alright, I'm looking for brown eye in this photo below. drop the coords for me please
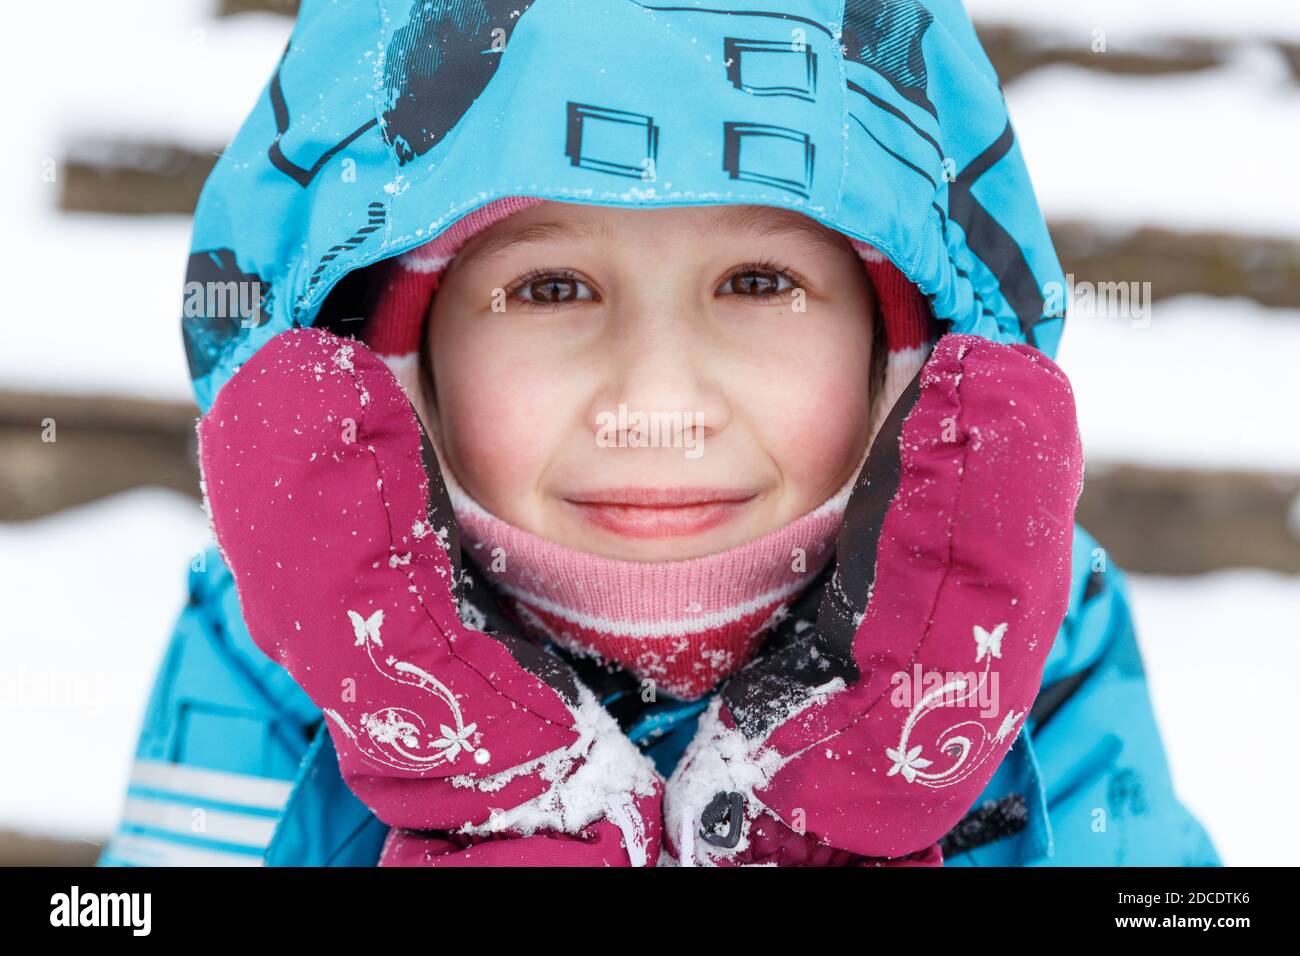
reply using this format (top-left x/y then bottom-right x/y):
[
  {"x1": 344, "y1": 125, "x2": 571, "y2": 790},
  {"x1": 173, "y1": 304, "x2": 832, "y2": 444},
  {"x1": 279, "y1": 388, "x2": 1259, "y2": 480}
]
[
  {"x1": 511, "y1": 270, "x2": 596, "y2": 308},
  {"x1": 718, "y1": 264, "x2": 797, "y2": 300},
  {"x1": 526, "y1": 276, "x2": 577, "y2": 303}
]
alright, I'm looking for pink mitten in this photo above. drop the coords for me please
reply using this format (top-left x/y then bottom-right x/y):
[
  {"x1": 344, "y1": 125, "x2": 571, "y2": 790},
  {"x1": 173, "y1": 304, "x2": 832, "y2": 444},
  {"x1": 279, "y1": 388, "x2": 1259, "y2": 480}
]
[
  {"x1": 663, "y1": 333, "x2": 1084, "y2": 866},
  {"x1": 197, "y1": 328, "x2": 662, "y2": 866}
]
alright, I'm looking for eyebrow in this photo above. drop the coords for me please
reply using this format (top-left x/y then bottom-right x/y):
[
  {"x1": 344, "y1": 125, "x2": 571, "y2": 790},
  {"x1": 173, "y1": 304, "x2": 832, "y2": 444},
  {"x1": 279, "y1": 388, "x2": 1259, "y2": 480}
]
[
  {"x1": 459, "y1": 217, "x2": 615, "y2": 263},
  {"x1": 461, "y1": 204, "x2": 849, "y2": 263},
  {"x1": 696, "y1": 205, "x2": 851, "y2": 256}
]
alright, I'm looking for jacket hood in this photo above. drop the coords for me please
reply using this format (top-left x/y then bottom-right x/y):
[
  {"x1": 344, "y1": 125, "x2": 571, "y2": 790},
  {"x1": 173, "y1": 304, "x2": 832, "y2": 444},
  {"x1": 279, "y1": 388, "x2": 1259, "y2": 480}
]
[{"x1": 182, "y1": 0, "x2": 1065, "y2": 413}]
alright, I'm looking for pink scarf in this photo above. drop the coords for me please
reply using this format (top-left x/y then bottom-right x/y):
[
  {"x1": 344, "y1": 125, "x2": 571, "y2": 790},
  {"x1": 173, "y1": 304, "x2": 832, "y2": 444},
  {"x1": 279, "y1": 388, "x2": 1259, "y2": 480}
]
[{"x1": 441, "y1": 461, "x2": 860, "y2": 701}]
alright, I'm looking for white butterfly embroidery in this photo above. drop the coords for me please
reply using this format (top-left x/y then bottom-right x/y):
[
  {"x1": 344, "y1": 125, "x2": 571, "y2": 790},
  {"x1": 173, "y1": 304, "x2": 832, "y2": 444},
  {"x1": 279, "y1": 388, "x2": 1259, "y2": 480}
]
[
  {"x1": 973, "y1": 622, "x2": 1007, "y2": 662},
  {"x1": 994, "y1": 708, "x2": 1025, "y2": 743},
  {"x1": 348, "y1": 609, "x2": 384, "y2": 648}
]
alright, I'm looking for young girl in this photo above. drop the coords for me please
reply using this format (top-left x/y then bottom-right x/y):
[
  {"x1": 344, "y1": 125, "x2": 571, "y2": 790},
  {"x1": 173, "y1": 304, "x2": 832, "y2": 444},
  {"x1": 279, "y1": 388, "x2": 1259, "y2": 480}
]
[
  {"x1": 195, "y1": 192, "x2": 1081, "y2": 866},
  {"x1": 99, "y1": 0, "x2": 1219, "y2": 868}
]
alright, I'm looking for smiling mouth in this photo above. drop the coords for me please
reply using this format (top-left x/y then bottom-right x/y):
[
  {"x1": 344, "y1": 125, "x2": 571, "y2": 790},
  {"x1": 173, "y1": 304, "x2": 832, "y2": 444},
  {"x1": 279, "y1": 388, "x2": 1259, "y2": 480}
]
[{"x1": 562, "y1": 487, "x2": 759, "y2": 539}]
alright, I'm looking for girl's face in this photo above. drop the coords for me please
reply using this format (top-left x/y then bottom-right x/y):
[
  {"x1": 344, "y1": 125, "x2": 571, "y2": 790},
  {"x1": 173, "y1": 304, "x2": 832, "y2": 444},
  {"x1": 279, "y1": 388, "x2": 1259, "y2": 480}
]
[{"x1": 424, "y1": 201, "x2": 875, "y2": 561}]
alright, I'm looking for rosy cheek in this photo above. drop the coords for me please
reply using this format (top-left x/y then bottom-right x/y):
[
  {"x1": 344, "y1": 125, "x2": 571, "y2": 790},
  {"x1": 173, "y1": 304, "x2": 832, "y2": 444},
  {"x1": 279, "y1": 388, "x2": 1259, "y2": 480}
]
[
  {"x1": 752, "y1": 352, "x2": 870, "y2": 497},
  {"x1": 798, "y1": 395, "x2": 866, "y2": 481},
  {"x1": 436, "y1": 353, "x2": 556, "y2": 517}
]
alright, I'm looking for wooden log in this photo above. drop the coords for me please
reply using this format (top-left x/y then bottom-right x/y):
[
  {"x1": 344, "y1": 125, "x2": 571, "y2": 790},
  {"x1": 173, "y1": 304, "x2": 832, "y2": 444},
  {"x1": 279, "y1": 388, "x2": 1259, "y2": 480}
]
[
  {"x1": 1051, "y1": 221, "x2": 1300, "y2": 310},
  {"x1": 1077, "y1": 463, "x2": 1300, "y2": 576},
  {"x1": 975, "y1": 23, "x2": 1228, "y2": 85},
  {"x1": 217, "y1": 0, "x2": 299, "y2": 16},
  {"x1": 976, "y1": 24, "x2": 1300, "y2": 86},
  {"x1": 59, "y1": 141, "x2": 218, "y2": 216},
  {"x1": 0, "y1": 389, "x2": 198, "y2": 522},
  {"x1": 0, "y1": 827, "x2": 102, "y2": 867},
  {"x1": 1281, "y1": 41, "x2": 1300, "y2": 83}
]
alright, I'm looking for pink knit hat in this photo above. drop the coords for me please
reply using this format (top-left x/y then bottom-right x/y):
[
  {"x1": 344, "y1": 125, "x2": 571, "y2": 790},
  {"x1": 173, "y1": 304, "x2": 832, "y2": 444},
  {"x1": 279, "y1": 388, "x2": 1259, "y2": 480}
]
[{"x1": 360, "y1": 195, "x2": 943, "y2": 448}]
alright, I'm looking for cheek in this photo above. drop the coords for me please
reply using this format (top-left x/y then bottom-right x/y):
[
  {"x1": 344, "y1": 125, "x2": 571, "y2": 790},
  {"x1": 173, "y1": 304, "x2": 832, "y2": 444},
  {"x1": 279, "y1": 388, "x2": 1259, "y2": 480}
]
[
  {"x1": 740, "y1": 325, "x2": 873, "y2": 499},
  {"x1": 431, "y1": 333, "x2": 566, "y2": 517}
]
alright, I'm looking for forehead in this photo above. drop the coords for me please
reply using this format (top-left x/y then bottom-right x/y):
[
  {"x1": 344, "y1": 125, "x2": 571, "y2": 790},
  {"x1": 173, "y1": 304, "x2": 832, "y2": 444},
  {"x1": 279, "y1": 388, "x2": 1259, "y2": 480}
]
[{"x1": 457, "y1": 202, "x2": 849, "y2": 265}]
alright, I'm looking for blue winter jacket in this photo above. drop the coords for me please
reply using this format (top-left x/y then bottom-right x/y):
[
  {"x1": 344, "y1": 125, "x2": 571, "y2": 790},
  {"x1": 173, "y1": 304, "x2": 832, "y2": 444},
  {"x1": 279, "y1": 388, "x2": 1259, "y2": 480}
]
[{"x1": 98, "y1": 0, "x2": 1220, "y2": 867}]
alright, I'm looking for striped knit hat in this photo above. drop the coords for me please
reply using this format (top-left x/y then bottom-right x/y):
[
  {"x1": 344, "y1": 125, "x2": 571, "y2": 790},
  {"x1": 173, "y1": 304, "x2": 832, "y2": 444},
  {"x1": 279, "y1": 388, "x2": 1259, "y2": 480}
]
[{"x1": 358, "y1": 196, "x2": 943, "y2": 699}]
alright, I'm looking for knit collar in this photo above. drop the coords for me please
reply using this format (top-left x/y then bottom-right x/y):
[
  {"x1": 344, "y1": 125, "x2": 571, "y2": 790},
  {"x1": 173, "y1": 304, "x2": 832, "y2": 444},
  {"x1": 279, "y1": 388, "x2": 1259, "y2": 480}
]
[{"x1": 440, "y1": 455, "x2": 863, "y2": 701}]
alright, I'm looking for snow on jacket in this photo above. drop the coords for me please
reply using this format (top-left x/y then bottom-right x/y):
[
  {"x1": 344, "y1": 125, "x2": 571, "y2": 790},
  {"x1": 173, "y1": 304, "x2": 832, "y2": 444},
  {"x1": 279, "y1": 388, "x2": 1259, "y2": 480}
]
[{"x1": 98, "y1": 0, "x2": 1220, "y2": 867}]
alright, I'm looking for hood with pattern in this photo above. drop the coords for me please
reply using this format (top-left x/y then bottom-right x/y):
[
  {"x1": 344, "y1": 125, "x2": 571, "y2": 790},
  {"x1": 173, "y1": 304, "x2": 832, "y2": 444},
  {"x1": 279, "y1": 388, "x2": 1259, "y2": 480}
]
[{"x1": 182, "y1": 0, "x2": 1065, "y2": 414}]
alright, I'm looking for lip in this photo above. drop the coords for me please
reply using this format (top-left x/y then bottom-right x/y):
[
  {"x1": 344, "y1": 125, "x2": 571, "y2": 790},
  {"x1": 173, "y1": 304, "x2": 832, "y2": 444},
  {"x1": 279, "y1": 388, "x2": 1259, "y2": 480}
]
[{"x1": 562, "y1": 487, "x2": 758, "y2": 539}]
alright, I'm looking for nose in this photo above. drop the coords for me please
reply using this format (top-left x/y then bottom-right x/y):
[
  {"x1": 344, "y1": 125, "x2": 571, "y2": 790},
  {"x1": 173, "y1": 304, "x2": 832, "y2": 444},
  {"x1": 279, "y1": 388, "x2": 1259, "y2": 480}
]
[{"x1": 584, "y1": 300, "x2": 731, "y2": 445}]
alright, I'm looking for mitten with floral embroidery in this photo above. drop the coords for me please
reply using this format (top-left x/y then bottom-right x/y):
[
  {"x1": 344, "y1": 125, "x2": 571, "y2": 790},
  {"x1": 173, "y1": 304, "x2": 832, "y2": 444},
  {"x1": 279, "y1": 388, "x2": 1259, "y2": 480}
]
[
  {"x1": 662, "y1": 333, "x2": 1083, "y2": 866},
  {"x1": 198, "y1": 327, "x2": 662, "y2": 866}
]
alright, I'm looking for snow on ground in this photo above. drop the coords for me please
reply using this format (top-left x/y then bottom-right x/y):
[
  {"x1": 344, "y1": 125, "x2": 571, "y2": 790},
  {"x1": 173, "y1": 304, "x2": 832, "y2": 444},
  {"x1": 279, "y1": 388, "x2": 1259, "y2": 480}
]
[
  {"x1": 1054, "y1": 294, "x2": 1300, "y2": 472},
  {"x1": 0, "y1": 214, "x2": 197, "y2": 401},
  {"x1": 1128, "y1": 569, "x2": 1300, "y2": 866},
  {"x1": 0, "y1": 489, "x2": 211, "y2": 841},
  {"x1": 1005, "y1": 47, "x2": 1300, "y2": 239},
  {"x1": 964, "y1": 0, "x2": 1300, "y2": 44}
]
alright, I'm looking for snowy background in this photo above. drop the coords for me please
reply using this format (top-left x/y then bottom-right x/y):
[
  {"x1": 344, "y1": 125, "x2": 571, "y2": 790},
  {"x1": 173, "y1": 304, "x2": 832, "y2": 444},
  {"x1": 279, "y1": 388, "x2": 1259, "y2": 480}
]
[{"x1": 1, "y1": 0, "x2": 1297, "y2": 865}]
